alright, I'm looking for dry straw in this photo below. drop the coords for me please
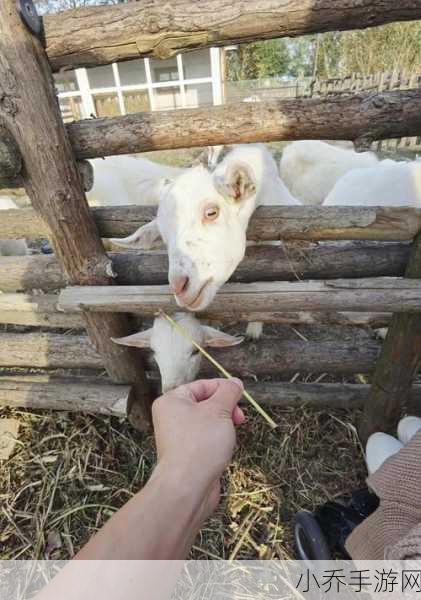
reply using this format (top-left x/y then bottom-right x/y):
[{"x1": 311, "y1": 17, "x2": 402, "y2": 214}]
[{"x1": 160, "y1": 311, "x2": 277, "y2": 429}]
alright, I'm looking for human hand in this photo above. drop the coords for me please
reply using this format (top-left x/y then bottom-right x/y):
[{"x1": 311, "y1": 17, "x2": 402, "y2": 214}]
[{"x1": 151, "y1": 378, "x2": 245, "y2": 521}]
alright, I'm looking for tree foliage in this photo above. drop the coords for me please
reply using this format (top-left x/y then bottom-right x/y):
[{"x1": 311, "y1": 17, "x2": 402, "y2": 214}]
[{"x1": 227, "y1": 22, "x2": 421, "y2": 81}]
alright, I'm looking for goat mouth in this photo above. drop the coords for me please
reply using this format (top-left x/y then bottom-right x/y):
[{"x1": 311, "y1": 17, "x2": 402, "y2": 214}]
[{"x1": 183, "y1": 279, "x2": 212, "y2": 310}]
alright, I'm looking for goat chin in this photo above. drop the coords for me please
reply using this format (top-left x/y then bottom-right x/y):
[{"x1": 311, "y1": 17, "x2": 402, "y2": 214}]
[{"x1": 246, "y1": 321, "x2": 264, "y2": 340}]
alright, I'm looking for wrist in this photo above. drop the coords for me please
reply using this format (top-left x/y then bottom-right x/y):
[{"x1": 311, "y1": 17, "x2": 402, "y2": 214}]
[{"x1": 151, "y1": 459, "x2": 210, "y2": 505}]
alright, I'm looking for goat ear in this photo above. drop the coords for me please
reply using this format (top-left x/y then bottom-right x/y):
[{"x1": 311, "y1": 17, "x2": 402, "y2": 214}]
[
  {"x1": 202, "y1": 326, "x2": 244, "y2": 348},
  {"x1": 215, "y1": 161, "x2": 257, "y2": 203},
  {"x1": 111, "y1": 329, "x2": 152, "y2": 349},
  {"x1": 110, "y1": 220, "x2": 164, "y2": 250}
]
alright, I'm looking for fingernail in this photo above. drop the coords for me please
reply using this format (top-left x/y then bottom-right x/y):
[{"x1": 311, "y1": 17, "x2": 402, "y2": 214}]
[{"x1": 230, "y1": 377, "x2": 244, "y2": 390}]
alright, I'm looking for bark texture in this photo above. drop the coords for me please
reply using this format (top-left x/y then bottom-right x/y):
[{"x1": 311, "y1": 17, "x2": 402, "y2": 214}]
[
  {"x1": 58, "y1": 278, "x2": 421, "y2": 317},
  {"x1": 0, "y1": 331, "x2": 382, "y2": 376},
  {"x1": 0, "y1": 375, "x2": 129, "y2": 416},
  {"x1": 42, "y1": 1, "x2": 421, "y2": 70},
  {"x1": 67, "y1": 90, "x2": 421, "y2": 158},
  {"x1": 0, "y1": 0, "x2": 150, "y2": 427},
  {"x1": 1, "y1": 205, "x2": 420, "y2": 242},
  {"x1": 1, "y1": 377, "x2": 420, "y2": 416},
  {"x1": 0, "y1": 243, "x2": 410, "y2": 292}
]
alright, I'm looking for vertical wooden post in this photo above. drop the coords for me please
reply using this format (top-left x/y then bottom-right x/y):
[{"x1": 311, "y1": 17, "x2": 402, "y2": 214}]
[
  {"x1": 0, "y1": 0, "x2": 151, "y2": 428},
  {"x1": 360, "y1": 233, "x2": 421, "y2": 441}
]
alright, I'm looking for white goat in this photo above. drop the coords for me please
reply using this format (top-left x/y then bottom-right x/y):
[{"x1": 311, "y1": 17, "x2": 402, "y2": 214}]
[
  {"x1": 280, "y1": 140, "x2": 380, "y2": 206},
  {"x1": 87, "y1": 149, "x2": 226, "y2": 207},
  {"x1": 111, "y1": 144, "x2": 300, "y2": 314},
  {"x1": 87, "y1": 155, "x2": 185, "y2": 207},
  {"x1": 0, "y1": 197, "x2": 28, "y2": 256},
  {"x1": 324, "y1": 160, "x2": 421, "y2": 207},
  {"x1": 112, "y1": 312, "x2": 243, "y2": 392}
]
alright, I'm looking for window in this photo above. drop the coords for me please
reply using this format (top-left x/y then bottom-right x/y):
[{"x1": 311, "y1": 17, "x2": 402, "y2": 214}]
[
  {"x1": 182, "y1": 49, "x2": 211, "y2": 79},
  {"x1": 93, "y1": 93, "x2": 120, "y2": 117},
  {"x1": 119, "y1": 59, "x2": 147, "y2": 86},
  {"x1": 87, "y1": 65, "x2": 115, "y2": 89},
  {"x1": 153, "y1": 87, "x2": 183, "y2": 111},
  {"x1": 184, "y1": 83, "x2": 213, "y2": 108},
  {"x1": 55, "y1": 49, "x2": 220, "y2": 122},
  {"x1": 59, "y1": 96, "x2": 83, "y2": 122},
  {"x1": 149, "y1": 56, "x2": 179, "y2": 83},
  {"x1": 123, "y1": 90, "x2": 151, "y2": 113},
  {"x1": 54, "y1": 70, "x2": 79, "y2": 93}
]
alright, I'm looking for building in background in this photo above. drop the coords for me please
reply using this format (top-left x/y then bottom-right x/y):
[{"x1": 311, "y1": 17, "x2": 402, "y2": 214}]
[{"x1": 55, "y1": 48, "x2": 223, "y2": 122}]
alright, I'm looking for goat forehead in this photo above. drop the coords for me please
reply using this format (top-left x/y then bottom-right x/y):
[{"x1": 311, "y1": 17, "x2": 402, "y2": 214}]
[
  {"x1": 151, "y1": 315, "x2": 204, "y2": 352},
  {"x1": 165, "y1": 167, "x2": 218, "y2": 207}
]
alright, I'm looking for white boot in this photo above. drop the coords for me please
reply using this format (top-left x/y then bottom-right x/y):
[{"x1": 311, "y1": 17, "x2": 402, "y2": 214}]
[
  {"x1": 365, "y1": 432, "x2": 404, "y2": 475},
  {"x1": 397, "y1": 416, "x2": 421, "y2": 445}
]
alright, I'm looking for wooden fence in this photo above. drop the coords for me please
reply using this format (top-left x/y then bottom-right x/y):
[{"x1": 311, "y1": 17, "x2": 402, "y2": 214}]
[
  {"x1": 0, "y1": 0, "x2": 421, "y2": 439},
  {"x1": 224, "y1": 70, "x2": 421, "y2": 152}
]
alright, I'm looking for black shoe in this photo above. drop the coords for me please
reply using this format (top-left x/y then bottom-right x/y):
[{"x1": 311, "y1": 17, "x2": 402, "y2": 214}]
[{"x1": 295, "y1": 488, "x2": 379, "y2": 562}]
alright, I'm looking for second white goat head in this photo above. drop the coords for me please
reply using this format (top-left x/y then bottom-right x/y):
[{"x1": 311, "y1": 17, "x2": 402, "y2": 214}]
[{"x1": 112, "y1": 312, "x2": 243, "y2": 393}]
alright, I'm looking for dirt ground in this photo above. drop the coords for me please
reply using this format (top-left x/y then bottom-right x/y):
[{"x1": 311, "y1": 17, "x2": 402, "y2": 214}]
[
  {"x1": 0, "y1": 398, "x2": 367, "y2": 560},
  {"x1": 0, "y1": 143, "x2": 416, "y2": 560}
]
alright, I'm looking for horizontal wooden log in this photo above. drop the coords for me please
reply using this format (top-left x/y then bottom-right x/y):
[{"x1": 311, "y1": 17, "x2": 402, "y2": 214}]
[
  {"x1": 58, "y1": 278, "x2": 421, "y2": 317},
  {"x1": 0, "y1": 375, "x2": 129, "y2": 416},
  {"x1": 43, "y1": 1, "x2": 421, "y2": 70},
  {"x1": 0, "y1": 255, "x2": 65, "y2": 292},
  {"x1": 0, "y1": 294, "x2": 84, "y2": 328},
  {"x1": 1, "y1": 377, "x2": 420, "y2": 416},
  {"x1": 1, "y1": 205, "x2": 420, "y2": 242},
  {"x1": 0, "y1": 291, "x2": 392, "y2": 328},
  {"x1": 0, "y1": 242, "x2": 410, "y2": 292},
  {"x1": 0, "y1": 331, "x2": 381, "y2": 375},
  {"x1": 246, "y1": 382, "x2": 421, "y2": 414},
  {"x1": 67, "y1": 90, "x2": 421, "y2": 158}
]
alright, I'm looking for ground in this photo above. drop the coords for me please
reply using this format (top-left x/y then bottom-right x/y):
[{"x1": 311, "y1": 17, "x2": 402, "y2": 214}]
[
  {"x1": 0, "y1": 400, "x2": 366, "y2": 560},
  {"x1": 0, "y1": 143, "x2": 415, "y2": 560}
]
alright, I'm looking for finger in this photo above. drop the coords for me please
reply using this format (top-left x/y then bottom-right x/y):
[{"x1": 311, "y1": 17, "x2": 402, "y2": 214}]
[
  {"x1": 186, "y1": 378, "x2": 226, "y2": 403},
  {"x1": 233, "y1": 405, "x2": 245, "y2": 426},
  {"x1": 209, "y1": 378, "x2": 244, "y2": 417}
]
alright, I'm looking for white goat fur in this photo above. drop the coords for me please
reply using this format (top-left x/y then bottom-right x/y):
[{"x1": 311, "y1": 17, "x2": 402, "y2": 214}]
[
  {"x1": 87, "y1": 155, "x2": 185, "y2": 206},
  {"x1": 0, "y1": 197, "x2": 28, "y2": 256},
  {"x1": 111, "y1": 144, "x2": 300, "y2": 314},
  {"x1": 280, "y1": 140, "x2": 379, "y2": 205},
  {"x1": 113, "y1": 313, "x2": 243, "y2": 392},
  {"x1": 324, "y1": 160, "x2": 421, "y2": 207}
]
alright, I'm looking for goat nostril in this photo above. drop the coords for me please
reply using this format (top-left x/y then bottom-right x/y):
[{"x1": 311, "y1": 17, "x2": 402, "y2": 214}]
[
  {"x1": 170, "y1": 275, "x2": 189, "y2": 296},
  {"x1": 181, "y1": 276, "x2": 189, "y2": 293}
]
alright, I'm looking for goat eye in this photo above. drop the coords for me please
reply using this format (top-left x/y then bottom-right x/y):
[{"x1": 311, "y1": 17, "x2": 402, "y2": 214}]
[{"x1": 203, "y1": 204, "x2": 220, "y2": 223}]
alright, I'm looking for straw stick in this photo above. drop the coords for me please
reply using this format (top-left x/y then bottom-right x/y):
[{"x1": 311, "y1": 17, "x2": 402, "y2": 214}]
[{"x1": 160, "y1": 311, "x2": 277, "y2": 429}]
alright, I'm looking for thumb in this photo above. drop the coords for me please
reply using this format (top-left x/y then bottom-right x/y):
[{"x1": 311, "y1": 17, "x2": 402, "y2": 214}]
[{"x1": 210, "y1": 378, "x2": 244, "y2": 418}]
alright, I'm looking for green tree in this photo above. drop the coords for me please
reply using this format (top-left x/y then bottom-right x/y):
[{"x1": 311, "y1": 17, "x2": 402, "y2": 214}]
[
  {"x1": 227, "y1": 39, "x2": 289, "y2": 81},
  {"x1": 339, "y1": 22, "x2": 421, "y2": 75}
]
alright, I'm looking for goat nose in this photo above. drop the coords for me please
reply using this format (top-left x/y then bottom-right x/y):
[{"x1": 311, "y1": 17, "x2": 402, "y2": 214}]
[{"x1": 170, "y1": 275, "x2": 189, "y2": 296}]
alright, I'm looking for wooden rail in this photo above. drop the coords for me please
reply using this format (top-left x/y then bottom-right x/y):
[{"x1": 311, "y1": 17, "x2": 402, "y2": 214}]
[
  {"x1": 0, "y1": 294, "x2": 83, "y2": 328},
  {"x1": 1, "y1": 90, "x2": 420, "y2": 161},
  {"x1": 0, "y1": 0, "x2": 151, "y2": 428},
  {"x1": 42, "y1": 1, "x2": 421, "y2": 70},
  {"x1": 0, "y1": 292, "x2": 392, "y2": 329},
  {"x1": 1, "y1": 376, "x2": 420, "y2": 416},
  {"x1": 67, "y1": 90, "x2": 421, "y2": 158},
  {"x1": 0, "y1": 243, "x2": 411, "y2": 292},
  {"x1": 0, "y1": 332, "x2": 381, "y2": 375},
  {"x1": 58, "y1": 279, "x2": 421, "y2": 316},
  {"x1": 1, "y1": 206, "x2": 420, "y2": 242},
  {"x1": 0, "y1": 375, "x2": 129, "y2": 416}
]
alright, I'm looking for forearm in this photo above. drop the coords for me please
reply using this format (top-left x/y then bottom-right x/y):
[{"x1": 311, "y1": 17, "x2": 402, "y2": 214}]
[{"x1": 75, "y1": 462, "x2": 208, "y2": 560}]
